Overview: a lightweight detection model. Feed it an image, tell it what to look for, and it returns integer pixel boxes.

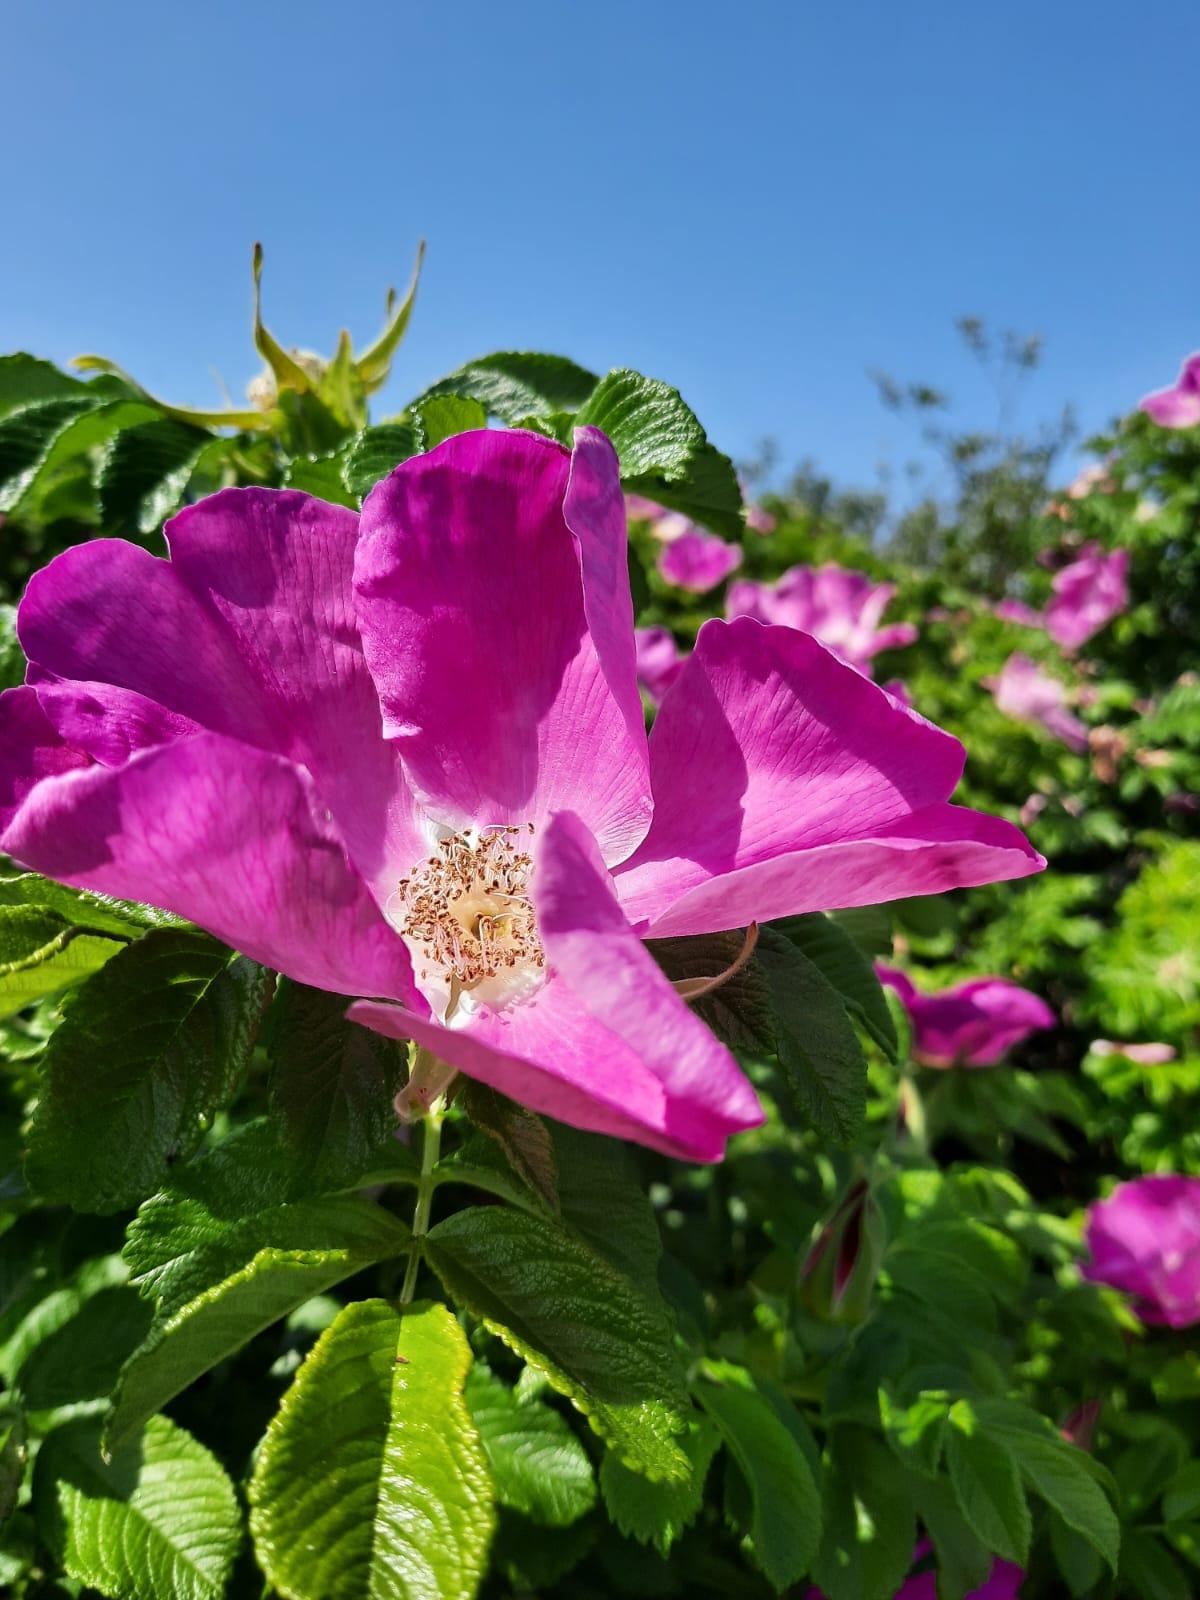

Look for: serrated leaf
[15,1285,152,1410]
[250,1299,494,1600]
[107,1204,409,1451]
[466,1365,595,1526]
[0,905,125,1019]
[418,351,598,424]
[879,1387,949,1479]
[344,421,421,500]
[694,1362,821,1589]
[268,980,407,1191]
[646,929,775,1052]
[830,905,894,960]
[97,416,210,534]
[550,1122,664,1306]
[25,930,272,1213]
[945,1401,1031,1565]
[10,398,161,527]
[1164,1462,1200,1525]
[813,1427,914,1600]
[33,1414,240,1600]
[575,370,705,479]
[282,450,357,507]
[460,1083,559,1211]
[0,354,91,420]
[623,437,745,540]
[600,1417,719,1555]
[756,926,868,1145]
[0,871,182,937]
[774,913,898,1060]
[426,1205,690,1481]
[413,393,487,449]
[0,397,100,510]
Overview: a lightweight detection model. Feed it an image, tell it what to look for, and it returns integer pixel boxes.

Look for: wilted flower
[727,564,918,676]
[0,427,1041,1161]
[1082,1175,1200,1328]
[1140,354,1200,429]
[877,966,1055,1067]
[634,626,685,704]
[987,654,1088,752]
[799,1179,885,1323]
[656,525,742,592]
[1044,543,1129,650]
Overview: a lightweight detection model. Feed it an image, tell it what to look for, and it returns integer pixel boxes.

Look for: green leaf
[250,1299,494,1600]
[812,1428,914,1600]
[575,369,705,479]
[911,1474,994,1599]
[426,1205,690,1480]
[97,416,210,534]
[0,604,23,690]
[550,1122,664,1306]
[267,980,407,1191]
[356,239,425,393]
[756,926,868,1145]
[774,913,898,1060]
[282,450,358,507]
[25,930,272,1213]
[343,421,421,500]
[14,1285,152,1410]
[466,1364,595,1527]
[413,393,488,449]
[694,1362,821,1589]
[646,929,775,1052]
[461,1083,559,1211]
[830,905,894,960]
[1121,1530,1191,1600]
[1165,1462,1200,1525]
[600,1417,720,1556]
[945,1401,1031,1565]
[879,1386,949,1479]
[418,351,598,424]
[0,905,125,1020]
[0,397,99,510]
[9,398,160,526]
[626,439,745,540]
[33,1414,240,1600]
[0,871,181,937]
[0,1409,26,1524]
[0,354,90,420]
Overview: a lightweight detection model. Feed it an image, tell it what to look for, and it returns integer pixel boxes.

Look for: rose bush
[0,267,1195,1600]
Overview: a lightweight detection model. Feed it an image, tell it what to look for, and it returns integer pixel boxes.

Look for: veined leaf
[250,1299,494,1600]
[0,353,92,420]
[97,416,210,534]
[600,1417,719,1555]
[426,1205,690,1481]
[25,930,272,1213]
[945,1400,1031,1565]
[413,393,487,449]
[0,905,125,1020]
[417,351,598,424]
[466,1364,596,1527]
[773,913,898,1059]
[0,397,100,511]
[33,1414,240,1600]
[282,450,357,507]
[343,421,421,501]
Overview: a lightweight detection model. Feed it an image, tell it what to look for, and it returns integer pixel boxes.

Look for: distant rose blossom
[0,425,1042,1162]
[1019,793,1049,828]
[728,564,917,676]
[1090,1040,1177,1065]
[994,598,1042,628]
[877,966,1055,1067]
[1140,354,1200,429]
[634,626,685,704]
[1044,544,1129,650]
[745,502,776,534]
[1083,1175,1200,1328]
[988,654,1088,753]
[624,493,665,522]
[656,526,742,592]
[882,679,912,708]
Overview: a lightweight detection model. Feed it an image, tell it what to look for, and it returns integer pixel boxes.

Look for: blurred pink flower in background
[1140,354,1200,429]
[1044,543,1129,650]
[1090,1040,1177,1065]
[987,654,1088,752]
[656,526,742,592]
[745,502,776,534]
[634,626,685,704]
[994,598,1042,628]
[624,492,666,522]
[1083,1175,1200,1328]
[877,966,1055,1067]
[727,563,917,675]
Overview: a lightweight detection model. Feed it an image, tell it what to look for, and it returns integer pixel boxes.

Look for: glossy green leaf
[695,1362,821,1589]
[466,1364,595,1527]
[0,354,91,420]
[945,1400,1031,1565]
[33,1414,240,1600]
[97,416,209,533]
[0,905,125,1020]
[15,1284,152,1410]
[600,1417,719,1555]
[460,1083,559,1211]
[413,392,487,449]
[774,913,898,1059]
[282,449,357,507]
[250,1299,494,1600]
[25,930,272,1213]
[0,397,99,510]
[426,1205,690,1480]
[343,421,421,500]
[418,350,598,424]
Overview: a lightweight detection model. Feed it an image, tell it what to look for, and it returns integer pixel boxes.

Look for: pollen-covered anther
[393,824,544,1009]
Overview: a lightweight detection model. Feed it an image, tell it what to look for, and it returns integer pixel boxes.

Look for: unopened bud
[799,1179,886,1324]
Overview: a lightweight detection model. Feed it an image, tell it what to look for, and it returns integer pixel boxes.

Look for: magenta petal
[657,527,742,594]
[355,429,651,866]
[34,680,203,766]
[2,731,422,1005]
[879,969,1055,1067]
[0,686,91,832]
[1083,1175,1200,1329]
[350,810,763,1161]
[1140,354,1200,428]
[615,618,1041,934]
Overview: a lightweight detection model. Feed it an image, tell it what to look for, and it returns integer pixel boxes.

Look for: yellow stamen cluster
[394,825,543,1003]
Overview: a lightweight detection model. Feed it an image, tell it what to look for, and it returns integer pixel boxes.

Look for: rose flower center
[392,824,544,1019]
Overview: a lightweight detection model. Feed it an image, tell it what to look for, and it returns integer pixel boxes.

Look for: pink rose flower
[727,564,918,676]
[877,966,1055,1067]
[1083,1175,1200,1328]
[656,525,742,592]
[745,502,776,534]
[634,626,685,704]
[1140,354,1200,429]
[1090,1040,1177,1065]
[988,654,1088,752]
[0,427,1041,1160]
[1044,543,1129,651]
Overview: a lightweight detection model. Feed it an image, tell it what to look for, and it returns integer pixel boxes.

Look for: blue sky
[3,1,1195,497]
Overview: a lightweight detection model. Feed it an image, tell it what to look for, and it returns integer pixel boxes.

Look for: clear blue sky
[3,1,1196,496]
